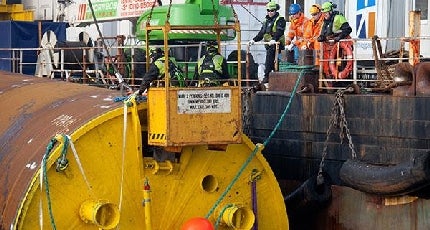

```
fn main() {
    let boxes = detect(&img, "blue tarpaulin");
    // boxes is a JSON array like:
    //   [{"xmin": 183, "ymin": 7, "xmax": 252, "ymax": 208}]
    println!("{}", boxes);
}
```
[{"xmin": 0, "ymin": 21, "xmax": 67, "ymax": 75}]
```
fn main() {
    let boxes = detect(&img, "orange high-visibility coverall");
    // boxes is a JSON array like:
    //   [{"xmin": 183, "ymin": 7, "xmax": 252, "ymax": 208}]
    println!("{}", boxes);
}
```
[
  {"xmin": 286, "ymin": 13, "xmax": 309, "ymax": 47},
  {"xmin": 301, "ymin": 15, "xmax": 325, "ymax": 65},
  {"xmin": 301, "ymin": 15, "xmax": 324, "ymax": 51}
]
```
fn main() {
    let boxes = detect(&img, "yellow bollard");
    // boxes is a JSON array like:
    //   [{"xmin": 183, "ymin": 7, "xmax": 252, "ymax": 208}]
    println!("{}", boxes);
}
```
[
  {"xmin": 79, "ymin": 200, "xmax": 120, "ymax": 229},
  {"xmin": 219, "ymin": 204, "xmax": 255, "ymax": 229}
]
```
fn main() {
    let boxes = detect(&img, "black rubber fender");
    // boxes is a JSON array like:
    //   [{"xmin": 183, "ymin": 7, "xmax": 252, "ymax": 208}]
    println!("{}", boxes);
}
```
[
  {"xmin": 340, "ymin": 152, "xmax": 430, "ymax": 196},
  {"xmin": 304, "ymin": 174, "xmax": 332, "ymax": 204},
  {"xmin": 284, "ymin": 173, "xmax": 332, "ymax": 213}
]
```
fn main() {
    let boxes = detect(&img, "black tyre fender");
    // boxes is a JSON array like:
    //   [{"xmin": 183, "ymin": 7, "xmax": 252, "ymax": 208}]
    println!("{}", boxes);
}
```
[
  {"xmin": 340, "ymin": 152, "xmax": 430, "ymax": 196},
  {"xmin": 303, "ymin": 173, "xmax": 332, "ymax": 204},
  {"xmin": 285, "ymin": 173, "xmax": 332, "ymax": 212}
]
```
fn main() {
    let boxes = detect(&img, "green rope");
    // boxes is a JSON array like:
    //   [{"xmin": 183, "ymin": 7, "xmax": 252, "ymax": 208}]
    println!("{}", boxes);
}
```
[
  {"xmin": 263, "ymin": 67, "xmax": 310, "ymax": 146},
  {"xmin": 205, "ymin": 69, "xmax": 306, "ymax": 219},
  {"xmin": 42, "ymin": 137, "xmax": 58, "ymax": 230},
  {"xmin": 214, "ymin": 203, "xmax": 233, "ymax": 229},
  {"xmin": 56, "ymin": 135, "xmax": 70, "ymax": 171},
  {"xmin": 204, "ymin": 145, "xmax": 260, "ymax": 219},
  {"xmin": 42, "ymin": 134, "xmax": 69, "ymax": 230}
]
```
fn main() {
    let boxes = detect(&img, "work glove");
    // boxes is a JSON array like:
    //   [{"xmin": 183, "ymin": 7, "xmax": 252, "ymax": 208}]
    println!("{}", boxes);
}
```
[
  {"xmin": 286, "ymin": 44, "xmax": 294, "ymax": 51},
  {"xmin": 269, "ymin": 40, "xmax": 277, "ymax": 45},
  {"xmin": 135, "ymin": 86, "xmax": 149, "ymax": 96},
  {"xmin": 317, "ymin": 35, "xmax": 326, "ymax": 42},
  {"xmin": 333, "ymin": 36, "xmax": 341, "ymax": 42},
  {"xmin": 248, "ymin": 39, "xmax": 255, "ymax": 46}
]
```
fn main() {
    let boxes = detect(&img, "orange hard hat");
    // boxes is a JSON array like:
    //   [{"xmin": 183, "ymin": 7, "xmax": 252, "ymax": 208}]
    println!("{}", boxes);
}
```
[
  {"xmin": 310, "ymin": 4, "xmax": 321, "ymax": 15},
  {"xmin": 181, "ymin": 217, "xmax": 214, "ymax": 230}
]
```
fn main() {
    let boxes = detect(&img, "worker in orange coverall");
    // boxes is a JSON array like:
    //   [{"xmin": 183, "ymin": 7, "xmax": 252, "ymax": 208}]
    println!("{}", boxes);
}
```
[
  {"xmin": 301, "ymin": 4, "xmax": 325, "ymax": 65},
  {"xmin": 285, "ymin": 3, "xmax": 309, "ymax": 63}
]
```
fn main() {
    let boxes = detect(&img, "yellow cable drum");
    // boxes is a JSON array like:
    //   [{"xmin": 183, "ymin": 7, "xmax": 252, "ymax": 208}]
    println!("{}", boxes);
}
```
[{"xmin": 0, "ymin": 71, "xmax": 289, "ymax": 229}]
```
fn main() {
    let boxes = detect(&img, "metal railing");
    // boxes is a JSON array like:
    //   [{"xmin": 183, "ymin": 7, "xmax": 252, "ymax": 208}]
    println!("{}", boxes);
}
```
[
  {"xmin": 317, "ymin": 35, "xmax": 430, "ymax": 92},
  {"xmin": 2, "ymin": 36, "xmax": 430, "ymax": 92}
]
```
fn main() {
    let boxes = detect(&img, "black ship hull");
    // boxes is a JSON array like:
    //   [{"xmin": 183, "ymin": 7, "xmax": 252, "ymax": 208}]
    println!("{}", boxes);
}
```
[{"xmin": 246, "ymin": 86, "xmax": 430, "ymax": 229}]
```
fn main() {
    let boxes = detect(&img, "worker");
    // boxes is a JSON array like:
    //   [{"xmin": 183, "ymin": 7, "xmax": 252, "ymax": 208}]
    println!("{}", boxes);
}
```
[
  {"xmin": 317, "ymin": 2, "xmax": 352, "ymax": 43},
  {"xmin": 137, "ymin": 47, "xmax": 184, "ymax": 94},
  {"xmin": 285, "ymin": 3, "xmax": 309, "ymax": 63},
  {"xmin": 103, "ymin": 56, "xmax": 118, "ymax": 85},
  {"xmin": 248, "ymin": 1, "xmax": 286, "ymax": 86},
  {"xmin": 301, "ymin": 4, "xmax": 325, "ymax": 64},
  {"xmin": 194, "ymin": 41, "xmax": 229, "ymax": 86},
  {"xmin": 317, "ymin": 2, "xmax": 353, "ymax": 84}
]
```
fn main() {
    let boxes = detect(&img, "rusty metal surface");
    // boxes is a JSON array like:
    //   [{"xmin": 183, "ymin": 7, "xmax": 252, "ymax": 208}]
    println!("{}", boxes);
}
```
[
  {"xmin": 279, "ymin": 181, "xmax": 430, "ymax": 230},
  {"xmin": 0, "ymin": 71, "xmax": 123, "ymax": 228},
  {"xmin": 318, "ymin": 185, "xmax": 430, "ymax": 230},
  {"xmin": 269, "ymin": 71, "xmax": 319, "ymax": 92},
  {"xmin": 392, "ymin": 62, "xmax": 430, "ymax": 96}
]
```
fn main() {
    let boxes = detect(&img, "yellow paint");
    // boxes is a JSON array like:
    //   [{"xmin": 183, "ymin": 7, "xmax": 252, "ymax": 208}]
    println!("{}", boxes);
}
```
[
  {"xmin": 219, "ymin": 204, "xmax": 255, "ymax": 229},
  {"xmin": 147, "ymin": 86, "xmax": 242, "ymax": 147},
  {"xmin": 79, "ymin": 199, "xmax": 120, "ymax": 229},
  {"xmin": 13, "ymin": 99, "xmax": 289, "ymax": 229},
  {"xmin": 384, "ymin": 196, "xmax": 418, "ymax": 206},
  {"xmin": 143, "ymin": 178, "xmax": 153, "ymax": 230},
  {"xmin": 368, "ymin": 12, "xmax": 376, "ymax": 37},
  {"xmin": 0, "ymin": 3, "xmax": 33, "ymax": 21},
  {"xmin": 15, "ymin": 105, "xmax": 145, "ymax": 229}
]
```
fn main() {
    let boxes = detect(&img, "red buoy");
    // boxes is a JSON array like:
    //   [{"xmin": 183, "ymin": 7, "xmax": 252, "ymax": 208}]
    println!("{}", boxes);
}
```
[{"xmin": 181, "ymin": 217, "xmax": 214, "ymax": 230}]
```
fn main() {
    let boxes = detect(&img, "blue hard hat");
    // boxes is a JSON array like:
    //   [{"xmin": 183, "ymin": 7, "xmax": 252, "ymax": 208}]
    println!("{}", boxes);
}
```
[{"xmin": 289, "ymin": 4, "xmax": 301, "ymax": 15}]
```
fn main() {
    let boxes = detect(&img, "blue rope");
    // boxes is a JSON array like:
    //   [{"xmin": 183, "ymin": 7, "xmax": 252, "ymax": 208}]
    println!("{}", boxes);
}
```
[
  {"xmin": 113, "ymin": 96, "xmax": 128, "ymax": 102},
  {"xmin": 113, "ymin": 95, "xmax": 147, "ymax": 103},
  {"xmin": 205, "ymin": 69, "xmax": 305, "ymax": 219}
]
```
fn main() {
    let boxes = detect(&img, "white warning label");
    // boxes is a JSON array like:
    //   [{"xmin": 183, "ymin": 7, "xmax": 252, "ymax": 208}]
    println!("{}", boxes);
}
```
[{"xmin": 177, "ymin": 89, "xmax": 231, "ymax": 114}]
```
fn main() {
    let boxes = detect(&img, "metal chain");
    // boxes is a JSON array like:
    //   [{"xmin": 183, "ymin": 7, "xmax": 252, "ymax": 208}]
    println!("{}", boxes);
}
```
[
  {"xmin": 167, "ymin": 0, "xmax": 173, "ymax": 21},
  {"xmin": 146, "ymin": 0, "xmax": 159, "ymax": 25},
  {"xmin": 230, "ymin": 2, "xmax": 238, "ymax": 20},
  {"xmin": 241, "ymin": 89, "xmax": 252, "ymax": 136},
  {"xmin": 210, "ymin": 0, "xmax": 219, "ymax": 26},
  {"xmin": 318, "ymin": 89, "xmax": 357, "ymax": 176},
  {"xmin": 336, "ymin": 91, "xmax": 357, "ymax": 159},
  {"xmin": 318, "ymin": 95, "xmax": 337, "ymax": 175}
]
